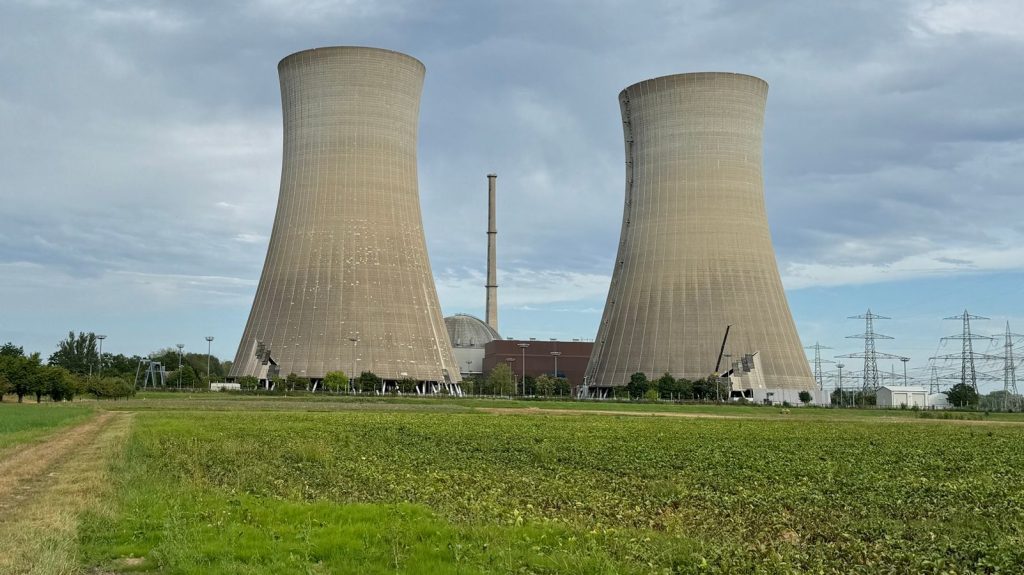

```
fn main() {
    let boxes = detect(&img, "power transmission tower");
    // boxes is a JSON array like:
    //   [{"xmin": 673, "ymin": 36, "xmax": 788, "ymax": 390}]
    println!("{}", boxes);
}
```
[
  {"xmin": 838, "ymin": 309, "xmax": 901, "ymax": 392},
  {"xmin": 1002, "ymin": 322, "xmax": 1022, "ymax": 411},
  {"xmin": 805, "ymin": 342, "xmax": 834, "ymax": 391},
  {"xmin": 929, "ymin": 310, "xmax": 997, "ymax": 393},
  {"xmin": 928, "ymin": 365, "xmax": 941, "ymax": 394}
]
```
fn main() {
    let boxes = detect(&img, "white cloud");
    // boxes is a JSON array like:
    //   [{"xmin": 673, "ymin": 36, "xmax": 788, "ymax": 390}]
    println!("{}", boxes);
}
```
[
  {"xmin": 436, "ymin": 267, "xmax": 610, "ymax": 314},
  {"xmin": 910, "ymin": 0, "xmax": 1024, "ymax": 38},
  {"xmin": 782, "ymin": 239, "xmax": 1024, "ymax": 289}
]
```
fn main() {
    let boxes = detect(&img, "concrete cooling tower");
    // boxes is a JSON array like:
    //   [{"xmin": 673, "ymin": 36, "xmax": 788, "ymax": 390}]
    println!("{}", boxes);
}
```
[
  {"xmin": 230, "ymin": 47, "xmax": 461, "ymax": 391},
  {"xmin": 584, "ymin": 72, "xmax": 814, "ymax": 394}
]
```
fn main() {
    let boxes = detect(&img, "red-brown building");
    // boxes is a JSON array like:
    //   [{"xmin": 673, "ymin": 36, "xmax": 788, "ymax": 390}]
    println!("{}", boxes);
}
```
[{"xmin": 483, "ymin": 339, "xmax": 593, "ymax": 390}]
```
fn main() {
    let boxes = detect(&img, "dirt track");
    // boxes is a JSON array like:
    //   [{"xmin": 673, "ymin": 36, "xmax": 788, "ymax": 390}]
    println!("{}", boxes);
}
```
[{"xmin": 0, "ymin": 411, "xmax": 116, "ymax": 516}]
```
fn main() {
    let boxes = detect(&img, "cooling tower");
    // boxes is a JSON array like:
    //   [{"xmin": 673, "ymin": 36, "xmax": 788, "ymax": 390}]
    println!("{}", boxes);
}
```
[
  {"xmin": 584, "ymin": 72, "xmax": 814, "ymax": 392},
  {"xmin": 230, "ymin": 47, "xmax": 461, "ymax": 388}
]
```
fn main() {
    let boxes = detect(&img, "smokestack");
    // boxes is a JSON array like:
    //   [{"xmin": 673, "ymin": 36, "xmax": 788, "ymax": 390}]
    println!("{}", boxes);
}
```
[{"xmin": 485, "ymin": 173, "xmax": 498, "ymax": 331}]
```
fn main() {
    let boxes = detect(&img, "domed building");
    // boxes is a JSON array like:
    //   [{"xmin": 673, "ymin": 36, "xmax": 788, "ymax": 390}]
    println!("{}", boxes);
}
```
[{"xmin": 444, "ymin": 314, "xmax": 501, "ymax": 375}]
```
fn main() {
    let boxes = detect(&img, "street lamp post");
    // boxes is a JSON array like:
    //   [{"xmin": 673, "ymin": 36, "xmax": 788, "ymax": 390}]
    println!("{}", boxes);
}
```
[
  {"xmin": 550, "ymin": 351, "xmax": 561, "ymax": 378},
  {"xmin": 900, "ymin": 357, "xmax": 909, "ymax": 387},
  {"xmin": 348, "ymin": 337, "xmax": 359, "ymax": 394},
  {"xmin": 96, "ymin": 334, "xmax": 107, "ymax": 377},
  {"xmin": 176, "ymin": 343, "xmax": 184, "ymax": 390},
  {"xmin": 205, "ymin": 336, "xmax": 215, "ymax": 384},
  {"xmin": 837, "ymin": 363, "xmax": 845, "ymax": 407},
  {"xmin": 517, "ymin": 343, "xmax": 530, "ymax": 396},
  {"xmin": 505, "ymin": 357, "xmax": 516, "ymax": 397}
]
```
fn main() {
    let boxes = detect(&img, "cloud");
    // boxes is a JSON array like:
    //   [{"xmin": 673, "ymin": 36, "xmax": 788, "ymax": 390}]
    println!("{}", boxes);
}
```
[
  {"xmin": 1, "ymin": 0, "xmax": 1023, "ymax": 357},
  {"xmin": 910, "ymin": 0, "xmax": 1024, "ymax": 38}
]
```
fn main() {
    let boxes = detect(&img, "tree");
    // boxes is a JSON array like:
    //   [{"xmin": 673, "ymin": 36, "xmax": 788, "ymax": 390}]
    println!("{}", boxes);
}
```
[
  {"xmin": 323, "ymin": 371, "xmax": 348, "ymax": 393},
  {"xmin": 535, "ymin": 374, "xmax": 555, "ymax": 397},
  {"xmin": 0, "ymin": 351, "xmax": 42, "ymax": 403},
  {"xmin": 48, "ymin": 331, "xmax": 99, "ymax": 376},
  {"xmin": 285, "ymin": 372, "xmax": 309, "ymax": 392},
  {"xmin": 30, "ymin": 365, "xmax": 72, "ymax": 403},
  {"xmin": 0, "ymin": 373, "xmax": 11, "ymax": 401},
  {"xmin": 0, "ymin": 342, "xmax": 24, "ymax": 358},
  {"xmin": 357, "ymin": 371, "xmax": 381, "ymax": 393},
  {"xmin": 553, "ymin": 377, "xmax": 571, "ymax": 397},
  {"xmin": 523, "ymin": 375, "xmax": 536, "ymax": 396},
  {"xmin": 657, "ymin": 373, "xmax": 678, "ymax": 399},
  {"xmin": 460, "ymin": 375, "xmax": 477, "ymax": 395},
  {"xmin": 946, "ymin": 383, "xmax": 979, "ymax": 408},
  {"xmin": 799, "ymin": 390, "xmax": 812, "ymax": 405},
  {"xmin": 84, "ymin": 376, "xmax": 135, "ymax": 400},
  {"xmin": 398, "ymin": 377, "xmax": 417, "ymax": 394},
  {"xmin": 237, "ymin": 375, "xmax": 259, "ymax": 391},
  {"xmin": 627, "ymin": 372, "xmax": 649, "ymax": 399},
  {"xmin": 680, "ymin": 378, "xmax": 695, "ymax": 399},
  {"xmin": 487, "ymin": 363, "xmax": 514, "ymax": 396}
]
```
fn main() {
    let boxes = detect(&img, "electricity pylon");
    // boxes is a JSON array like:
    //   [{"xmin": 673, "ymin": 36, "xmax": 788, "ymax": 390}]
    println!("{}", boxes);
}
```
[
  {"xmin": 930, "ymin": 310, "xmax": 997, "ymax": 393},
  {"xmin": 805, "ymin": 342, "xmax": 834, "ymax": 391}
]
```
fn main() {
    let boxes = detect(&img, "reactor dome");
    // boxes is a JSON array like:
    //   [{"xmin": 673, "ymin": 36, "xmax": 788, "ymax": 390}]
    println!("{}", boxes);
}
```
[{"xmin": 444, "ymin": 314, "xmax": 501, "ymax": 349}]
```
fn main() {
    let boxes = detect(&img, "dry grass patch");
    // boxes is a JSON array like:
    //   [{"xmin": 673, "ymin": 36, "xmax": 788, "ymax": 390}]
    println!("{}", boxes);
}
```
[{"xmin": 0, "ymin": 411, "xmax": 132, "ymax": 575}]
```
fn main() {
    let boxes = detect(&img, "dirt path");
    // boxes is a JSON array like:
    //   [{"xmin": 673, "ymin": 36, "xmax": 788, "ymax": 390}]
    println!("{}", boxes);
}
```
[{"xmin": 0, "ymin": 410, "xmax": 133, "ymax": 574}]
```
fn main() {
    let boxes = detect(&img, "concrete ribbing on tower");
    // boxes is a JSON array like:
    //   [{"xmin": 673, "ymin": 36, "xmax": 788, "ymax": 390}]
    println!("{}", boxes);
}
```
[
  {"xmin": 585, "ymin": 72, "xmax": 814, "ymax": 391},
  {"xmin": 230, "ymin": 47, "xmax": 460, "ymax": 386},
  {"xmin": 485, "ymin": 173, "xmax": 498, "ymax": 331}
]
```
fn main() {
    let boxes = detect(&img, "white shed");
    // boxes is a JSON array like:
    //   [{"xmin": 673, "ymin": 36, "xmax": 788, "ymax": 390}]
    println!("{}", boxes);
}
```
[{"xmin": 877, "ymin": 386, "xmax": 929, "ymax": 409}]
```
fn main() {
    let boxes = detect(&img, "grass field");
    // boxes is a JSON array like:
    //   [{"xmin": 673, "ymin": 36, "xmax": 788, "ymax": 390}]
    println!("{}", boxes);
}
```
[
  {"xmin": 73, "ymin": 399, "xmax": 1024, "ymax": 574},
  {"xmin": 0, "ymin": 402, "xmax": 94, "ymax": 451}
]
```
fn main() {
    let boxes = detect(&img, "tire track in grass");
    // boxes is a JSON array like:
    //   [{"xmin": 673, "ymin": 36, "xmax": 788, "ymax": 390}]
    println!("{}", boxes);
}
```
[{"xmin": 0, "ymin": 411, "xmax": 133, "ymax": 574}]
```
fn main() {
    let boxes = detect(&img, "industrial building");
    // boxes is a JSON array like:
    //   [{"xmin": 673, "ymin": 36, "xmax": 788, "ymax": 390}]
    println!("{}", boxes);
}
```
[
  {"xmin": 584, "ymin": 72, "xmax": 815, "ymax": 397},
  {"xmin": 483, "ymin": 339, "xmax": 593, "ymax": 393},
  {"xmin": 230, "ymin": 47, "xmax": 461, "ymax": 391},
  {"xmin": 877, "ymin": 386, "xmax": 949, "ymax": 409},
  {"xmin": 445, "ymin": 314, "xmax": 501, "ymax": 375}
]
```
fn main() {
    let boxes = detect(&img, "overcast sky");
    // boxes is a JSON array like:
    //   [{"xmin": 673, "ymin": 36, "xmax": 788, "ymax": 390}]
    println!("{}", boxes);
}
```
[{"xmin": 1, "ymin": 0, "xmax": 1022, "ymax": 390}]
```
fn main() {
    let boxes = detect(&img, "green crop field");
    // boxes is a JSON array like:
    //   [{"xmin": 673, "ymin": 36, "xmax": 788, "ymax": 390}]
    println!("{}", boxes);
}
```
[
  {"xmin": 76, "ymin": 402, "xmax": 1024, "ymax": 574},
  {"xmin": 0, "ymin": 402, "xmax": 94, "ymax": 451}
]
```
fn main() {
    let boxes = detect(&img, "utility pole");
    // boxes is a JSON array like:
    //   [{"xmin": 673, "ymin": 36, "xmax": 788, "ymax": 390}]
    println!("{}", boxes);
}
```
[{"xmin": 805, "ymin": 342, "xmax": 833, "ymax": 391}]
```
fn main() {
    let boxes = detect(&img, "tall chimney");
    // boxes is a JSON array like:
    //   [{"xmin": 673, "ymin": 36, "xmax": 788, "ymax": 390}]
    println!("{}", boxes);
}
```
[{"xmin": 485, "ymin": 173, "xmax": 498, "ymax": 331}]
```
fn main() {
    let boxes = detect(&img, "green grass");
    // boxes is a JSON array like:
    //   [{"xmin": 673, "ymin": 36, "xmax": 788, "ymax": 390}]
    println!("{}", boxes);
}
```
[
  {"xmin": 0, "ymin": 402, "xmax": 94, "ymax": 451},
  {"xmin": 120, "ymin": 390, "xmax": 1024, "ymax": 422},
  {"xmin": 80, "ymin": 407, "xmax": 1024, "ymax": 573}
]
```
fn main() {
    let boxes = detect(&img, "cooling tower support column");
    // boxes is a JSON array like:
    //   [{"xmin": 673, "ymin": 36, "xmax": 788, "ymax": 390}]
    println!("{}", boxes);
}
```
[
  {"xmin": 584, "ymin": 72, "xmax": 814, "ymax": 393},
  {"xmin": 229, "ymin": 46, "xmax": 461, "ymax": 390},
  {"xmin": 485, "ymin": 173, "xmax": 499, "ymax": 332}
]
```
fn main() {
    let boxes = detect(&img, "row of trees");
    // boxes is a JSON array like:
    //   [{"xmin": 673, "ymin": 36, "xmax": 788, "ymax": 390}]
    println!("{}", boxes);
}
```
[
  {"xmin": 46, "ymin": 332, "xmax": 233, "ymax": 389},
  {"xmin": 236, "ymin": 371, "xmax": 388, "ymax": 394},
  {"xmin": 0, "ymin": 342, "xmax": 135, "ymax": 402},
  {"xmin": 623, "ymin": 372, "xmax": 731, "ymax": 401}
]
